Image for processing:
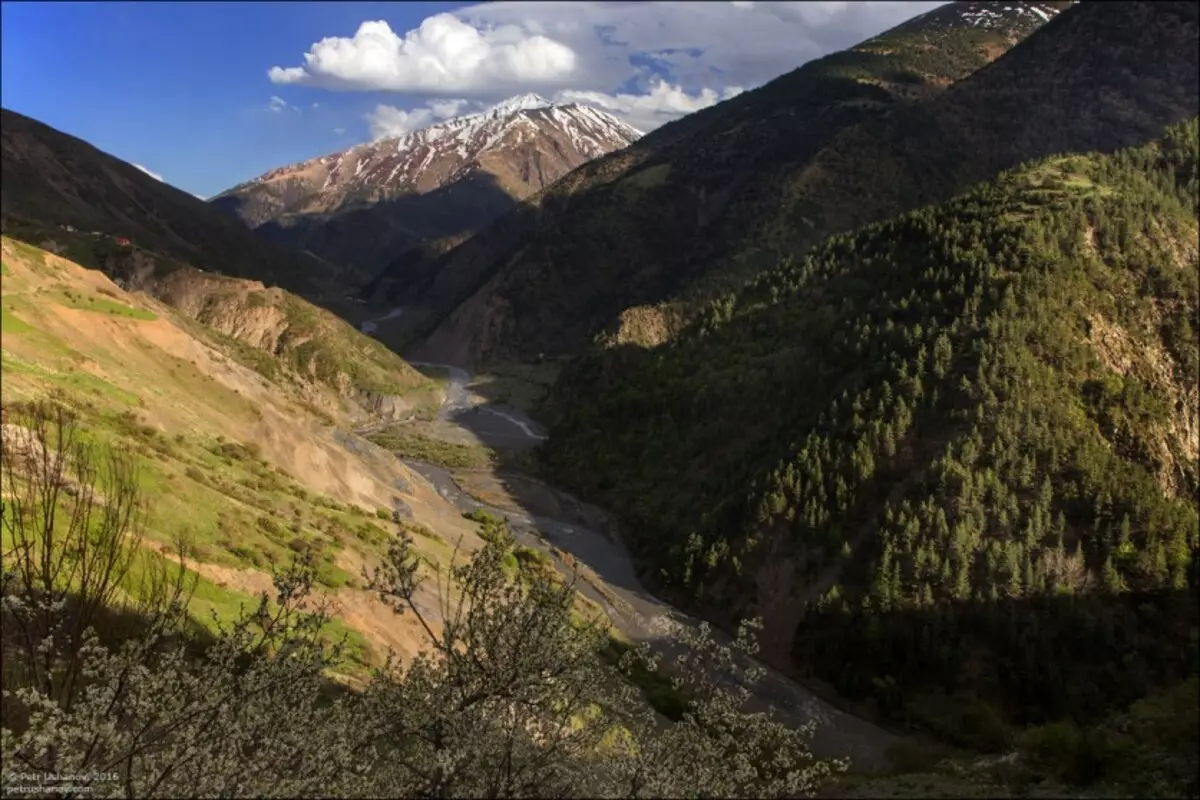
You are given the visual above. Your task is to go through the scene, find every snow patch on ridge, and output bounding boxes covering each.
[223,92,641,212]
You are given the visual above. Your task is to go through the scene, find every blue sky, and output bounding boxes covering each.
[1,1,943,199]
[1,2,469,198]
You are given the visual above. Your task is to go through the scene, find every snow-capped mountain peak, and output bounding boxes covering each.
[210,95,642,269]
[484,93,554,116]
[222,96,641,205]
[893,1,1068,34]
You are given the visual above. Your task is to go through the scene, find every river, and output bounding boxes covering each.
[358,308,901,773]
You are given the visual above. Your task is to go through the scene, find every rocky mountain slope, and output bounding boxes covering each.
[143,266,442,425]
[0,109,344,297]
[210,94,641,274]
[542,118,1200,757]
[395,1,1080,364]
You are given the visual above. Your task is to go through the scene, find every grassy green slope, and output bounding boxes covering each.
[1,218,440,421]
[542,121,1200,753]
[0,238,481,674]
[0,110,443,417]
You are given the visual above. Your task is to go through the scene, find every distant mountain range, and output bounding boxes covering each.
[209,94,641,275]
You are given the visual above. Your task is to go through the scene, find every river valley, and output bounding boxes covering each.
[357,308,904,774]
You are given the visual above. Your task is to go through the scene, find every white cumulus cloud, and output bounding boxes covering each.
[271,1,948,135]
[133,163,164,182]
[365,104,436,140]
[267,95,288,112]
[429,98,473,119]
[555,81,743,134]
[364,97,488,141]
[460,1,946,100]
[268,16,577,94]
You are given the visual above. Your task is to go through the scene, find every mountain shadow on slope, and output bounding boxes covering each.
[0,108,341,299]
[396,1,1074,364]
[245,171,518,278]
[777,0,1200,251]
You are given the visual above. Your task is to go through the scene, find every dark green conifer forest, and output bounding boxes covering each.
[544,120,1200,745]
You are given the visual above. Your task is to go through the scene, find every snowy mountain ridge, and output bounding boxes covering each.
[209,94,642,271]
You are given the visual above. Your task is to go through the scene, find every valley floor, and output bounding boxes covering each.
[353,306,905,773]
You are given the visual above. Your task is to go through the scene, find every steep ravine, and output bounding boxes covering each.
[356,308,904,773]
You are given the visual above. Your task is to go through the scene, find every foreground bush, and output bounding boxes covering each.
[1,399,845,798]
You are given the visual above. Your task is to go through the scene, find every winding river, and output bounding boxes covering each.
[359,309,901,773]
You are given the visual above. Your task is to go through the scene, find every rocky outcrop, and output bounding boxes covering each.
[118,261,438,426]
[349,388,421,424]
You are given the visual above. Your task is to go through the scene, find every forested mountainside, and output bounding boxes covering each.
[395,0,1072,363]
[542,122,1200,752]
[0,109,347,296]
[210,95,640,275]
[406,1,1198,368]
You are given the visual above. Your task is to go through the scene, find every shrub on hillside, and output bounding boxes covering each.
[1,401,848,797]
